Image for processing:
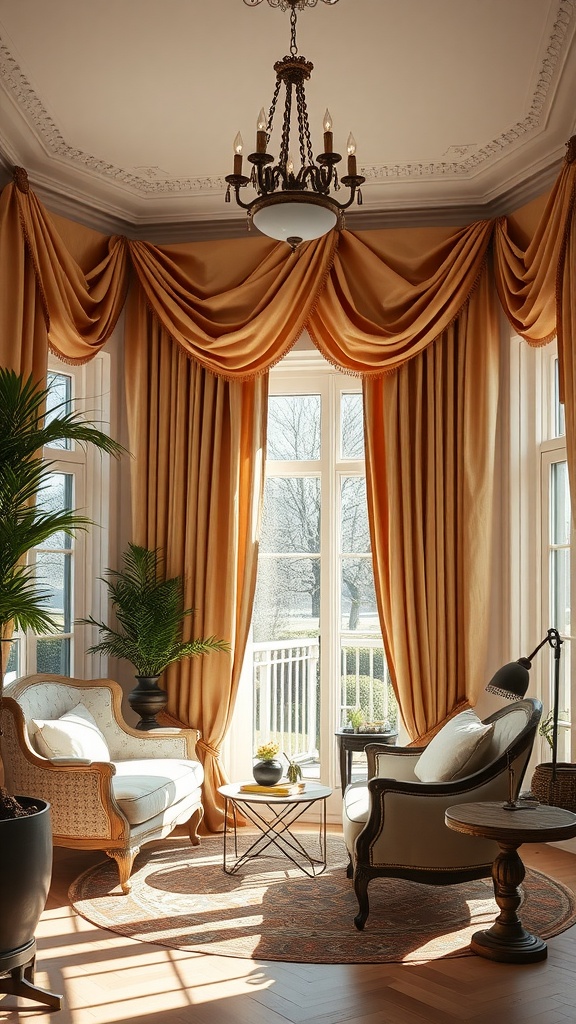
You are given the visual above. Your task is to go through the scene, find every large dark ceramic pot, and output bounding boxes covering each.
[128,675,168,730]
[0,796,62,1008]
[253,759,283,785]
[0,797,52,956]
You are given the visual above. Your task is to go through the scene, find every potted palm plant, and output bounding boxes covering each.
[80,543,229,729]
[0,366,122,1007]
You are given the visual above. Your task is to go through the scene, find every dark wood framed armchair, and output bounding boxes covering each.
[342,699,542,930]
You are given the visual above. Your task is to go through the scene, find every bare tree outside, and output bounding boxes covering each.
[253,392,377,640]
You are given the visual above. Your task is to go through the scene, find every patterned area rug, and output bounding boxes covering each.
[69,834,576,964]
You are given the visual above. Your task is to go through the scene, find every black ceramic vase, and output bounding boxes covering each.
[252,759,283,785]
[128,675,168,730]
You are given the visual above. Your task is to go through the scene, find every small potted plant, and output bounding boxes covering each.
[253,740,283,785]
[283,752,303,785]
[80,543,229,729]
[347,707,365,733]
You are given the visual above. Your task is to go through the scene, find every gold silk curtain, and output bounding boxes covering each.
[1,145,575,811]
[123,232,336,824]
[495,152,576,528]
[308,220,494,374]
[125,289,268,831]
[362,270,500,740]
[556,153,576,525]
[305,220,498,740]
[0,172,52,381]
[2,172,129,369]
[128,230,337,378]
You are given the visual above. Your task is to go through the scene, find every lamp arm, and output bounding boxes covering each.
[525,628,561,664]
[522,629,562,782]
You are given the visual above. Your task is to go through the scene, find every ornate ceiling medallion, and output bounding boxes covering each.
[243,1,339,9]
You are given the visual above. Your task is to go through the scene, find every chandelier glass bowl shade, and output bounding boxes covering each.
[226,0,365,248]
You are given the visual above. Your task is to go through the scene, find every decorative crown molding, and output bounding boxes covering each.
[0,0,573,197]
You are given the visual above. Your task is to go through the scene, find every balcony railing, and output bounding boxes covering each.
[253,638,319,760]
[253,634,397,760]
[340,634,396,728]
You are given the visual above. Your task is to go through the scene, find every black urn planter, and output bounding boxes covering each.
[0,797,62,1009]
[252,759,283,785]
[128,675,168,730]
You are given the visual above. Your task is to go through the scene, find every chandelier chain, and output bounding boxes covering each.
[279,81,293,170]
[267,75,282,137]
[289,4,298,55]
[295,81,314,168]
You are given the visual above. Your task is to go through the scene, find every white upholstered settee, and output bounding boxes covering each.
[343,699,542,930]
[1,674,205,893]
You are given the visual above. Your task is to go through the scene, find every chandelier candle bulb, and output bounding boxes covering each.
[347,133,357,176]
[233,132,244,175]
[256,108,268,153]
[323,109,333,153]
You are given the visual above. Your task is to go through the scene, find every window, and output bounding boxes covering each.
[246,354,396,790]
[540,351,574,761]
[5,356,112,683]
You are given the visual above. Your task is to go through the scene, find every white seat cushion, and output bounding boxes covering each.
[111,759,204,825]
[414,709,494,783]
[32,703,111,761]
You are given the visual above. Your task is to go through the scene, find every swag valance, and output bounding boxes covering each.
[4,151,574,382]
[1,147,575,829]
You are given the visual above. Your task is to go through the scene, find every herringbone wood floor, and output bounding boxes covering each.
[3,834,576,1024]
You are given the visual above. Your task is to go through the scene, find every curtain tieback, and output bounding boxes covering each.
[197,738,220,759]
[13,166,30,193]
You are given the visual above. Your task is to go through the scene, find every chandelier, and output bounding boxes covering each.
[225,0,364,250]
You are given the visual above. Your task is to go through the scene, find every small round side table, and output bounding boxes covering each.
[445,800,576,963]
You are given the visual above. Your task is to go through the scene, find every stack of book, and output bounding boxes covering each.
[239,781,306,796]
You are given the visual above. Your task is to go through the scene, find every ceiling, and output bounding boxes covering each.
[0,0,575,241]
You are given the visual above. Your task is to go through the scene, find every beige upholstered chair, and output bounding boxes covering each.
[342,698,542,930]
[2,674,205,893]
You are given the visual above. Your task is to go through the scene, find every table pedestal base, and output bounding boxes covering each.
[472,841,547,963]
[471,927,547,964]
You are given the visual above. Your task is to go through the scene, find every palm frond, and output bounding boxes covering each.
[81,543,230,677]
[0,368,123,661]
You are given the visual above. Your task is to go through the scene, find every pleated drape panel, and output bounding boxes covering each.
[124,289,267,830]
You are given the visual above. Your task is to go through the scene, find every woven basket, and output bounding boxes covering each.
[531,762,576,812]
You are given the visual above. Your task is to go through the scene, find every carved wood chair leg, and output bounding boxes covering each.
[346,855,353,879]
[353,867,370,931]
[188,805,204,846]
[106,847,138,893]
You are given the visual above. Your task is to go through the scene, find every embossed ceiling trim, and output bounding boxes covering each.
[0,0,573,198]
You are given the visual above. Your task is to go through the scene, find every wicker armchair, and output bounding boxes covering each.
[2,674,205,893]
[343,698,542,930]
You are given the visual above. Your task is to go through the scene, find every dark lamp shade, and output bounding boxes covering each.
[485,658,531,700]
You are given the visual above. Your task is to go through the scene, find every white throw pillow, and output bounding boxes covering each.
[32,702,110,761]
[414,709,494,783]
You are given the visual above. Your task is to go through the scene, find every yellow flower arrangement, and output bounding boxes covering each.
[255,741,280,761]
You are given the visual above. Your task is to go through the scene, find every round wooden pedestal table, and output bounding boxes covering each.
[445,800,576,964]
